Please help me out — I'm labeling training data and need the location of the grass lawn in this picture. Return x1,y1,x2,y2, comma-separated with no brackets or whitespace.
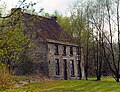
3,77,120,92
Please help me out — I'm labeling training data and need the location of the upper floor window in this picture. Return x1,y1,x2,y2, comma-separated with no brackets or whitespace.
63,46,66,55
76,47,79,55
70,60,74,76
54,45,59,55
55,59,60,76
70,47,73,55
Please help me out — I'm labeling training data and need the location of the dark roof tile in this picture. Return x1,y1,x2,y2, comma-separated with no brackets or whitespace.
21,12,76,44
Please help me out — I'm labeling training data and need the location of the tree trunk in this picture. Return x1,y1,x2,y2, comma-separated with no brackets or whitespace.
97,75,101,81
116,73,120,82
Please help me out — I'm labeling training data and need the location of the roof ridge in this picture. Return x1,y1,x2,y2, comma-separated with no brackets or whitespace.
22,11,52,20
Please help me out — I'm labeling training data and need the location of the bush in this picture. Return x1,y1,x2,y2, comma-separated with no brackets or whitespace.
15,52,34,75
0,62,15,90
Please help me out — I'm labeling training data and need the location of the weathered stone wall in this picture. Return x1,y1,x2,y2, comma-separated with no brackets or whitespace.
18,29,49,76
29,34,49,76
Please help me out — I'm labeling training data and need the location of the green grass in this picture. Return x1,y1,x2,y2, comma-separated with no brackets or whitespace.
3,77,120,92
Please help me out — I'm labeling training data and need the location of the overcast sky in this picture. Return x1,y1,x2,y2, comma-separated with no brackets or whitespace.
0,0,75,15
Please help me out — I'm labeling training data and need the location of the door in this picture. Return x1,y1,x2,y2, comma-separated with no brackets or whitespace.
77,60,81,79
63,59,67,80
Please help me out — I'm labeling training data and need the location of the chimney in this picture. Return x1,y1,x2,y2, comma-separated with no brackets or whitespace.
11,8,22,20
51,16,57,21
11,8,22,15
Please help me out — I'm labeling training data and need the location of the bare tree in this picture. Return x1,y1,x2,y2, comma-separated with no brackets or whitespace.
105,0,120,82
87,0,120,82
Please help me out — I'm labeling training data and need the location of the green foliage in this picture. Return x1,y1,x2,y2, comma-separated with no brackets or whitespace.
0,14,30,71
0,62,15,90
58,16,73,35
52,11,73,35
16,52,34,75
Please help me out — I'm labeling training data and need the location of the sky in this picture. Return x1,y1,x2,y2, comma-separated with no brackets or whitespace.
0,0,75,15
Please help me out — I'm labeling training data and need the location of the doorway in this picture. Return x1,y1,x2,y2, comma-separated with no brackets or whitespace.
63,59,67,80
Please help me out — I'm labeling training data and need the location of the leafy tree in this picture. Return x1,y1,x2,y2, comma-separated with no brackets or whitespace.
52,7,92,79
0,9,30,72
85,0,106,81
84,0,120,82
0,62,15,90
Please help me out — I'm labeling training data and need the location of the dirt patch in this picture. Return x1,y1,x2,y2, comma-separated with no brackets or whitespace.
14,74,49,88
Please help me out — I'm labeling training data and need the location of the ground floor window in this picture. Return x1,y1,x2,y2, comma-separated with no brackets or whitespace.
77,60,81,77
70,60,74,76
55,59,60,75
63,59,67,79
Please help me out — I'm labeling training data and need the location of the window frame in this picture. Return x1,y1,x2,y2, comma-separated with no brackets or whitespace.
70,47,73,55
63,46,66,55
55,59,60,76
77,60,81,77
70,59,74,77
76,47,79,55
54,45,59,55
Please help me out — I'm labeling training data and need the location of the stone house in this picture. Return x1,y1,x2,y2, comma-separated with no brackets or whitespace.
11,8,84,80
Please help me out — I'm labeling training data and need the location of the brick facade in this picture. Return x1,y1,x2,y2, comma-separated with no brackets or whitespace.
47,40,84,80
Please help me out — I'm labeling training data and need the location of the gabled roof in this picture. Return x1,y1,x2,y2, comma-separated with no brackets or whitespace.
13,9,77,45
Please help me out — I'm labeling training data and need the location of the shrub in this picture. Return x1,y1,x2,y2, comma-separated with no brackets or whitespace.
0,62,15,90
15,52,34,75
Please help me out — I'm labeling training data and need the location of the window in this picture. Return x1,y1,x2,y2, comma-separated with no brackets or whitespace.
55,59,60,75
77,60,81,77
54,45,59,54
63,46,66,55
70,47,73,55
76,47,79,55
63,59,67,79
70,60,74,76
